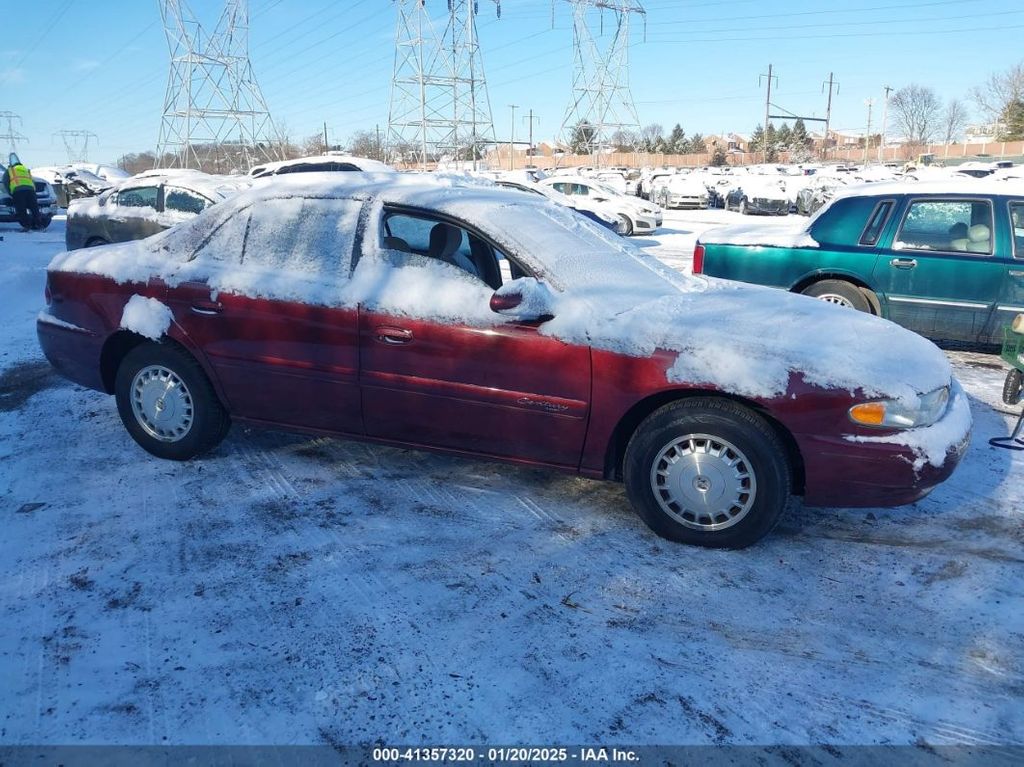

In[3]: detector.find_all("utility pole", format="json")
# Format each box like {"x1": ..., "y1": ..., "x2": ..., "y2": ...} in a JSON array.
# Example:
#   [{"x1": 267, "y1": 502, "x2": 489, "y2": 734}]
[
  {"x1": 863, "y1": 99, "x2": 874, "y2": 164},
  {"x1": 375, "y1": 123, "x2": 381, "y2": 160},
  {"x1": 879, "y1": 85, "x2": 893, "y2": 163},
  {"x1": 508, "y1": 104, "x2": 518, "y2": 170},
  {"x1": 822, "y1": 72, "x2": 839, "y2": 160},
  {"x1": 759, "y1": 64, "x2": 777, "y2": 164},
  {"x1": 323, "y1": 122, "x2": 329, "y2": 153},
  {"x1": 523, "y1": 109, "x2": 541, "y2": 163},
  {"x1": 0, "y1": 111, "x2": 28, "y2": 152}
]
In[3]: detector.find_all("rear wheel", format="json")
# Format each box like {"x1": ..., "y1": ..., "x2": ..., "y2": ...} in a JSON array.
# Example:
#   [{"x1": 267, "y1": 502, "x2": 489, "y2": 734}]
[
  {"x1": 85, "y1": 236, "x2": 109, "y2": 247},
  {"x1": 115, "y1": 342, "x2": 230, "y2": 460},
  {"x1": 802, "y1": 279, "x2": 872, "y2": 313},
  {"x1": 1004, "y1": 368, "x2": 1023, "y2": 406},
  {"x1": 623, "y1": 398, "x2": 791, "y2": 549}
]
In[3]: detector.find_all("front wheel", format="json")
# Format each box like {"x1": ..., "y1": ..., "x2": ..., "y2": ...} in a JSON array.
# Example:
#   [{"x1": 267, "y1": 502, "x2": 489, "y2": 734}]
[
  {"x1": 624, "y1": 398, "x2": 791, "y2": 549},
  {"x1": 618, "y1": 214, "x2": 634, "y2": 236},
  {"x1": 35, "y1": 215, "x2": 53, "y2": 231},
  {"x1": 739, "y1": 198, "x2": 749, "y2": 215},
  {"x1": 115, "y1": 342, "x2": 230, "y2": 460},
  {"x1": 801, "y1": 279, "x2": 872, "y2": 313}
]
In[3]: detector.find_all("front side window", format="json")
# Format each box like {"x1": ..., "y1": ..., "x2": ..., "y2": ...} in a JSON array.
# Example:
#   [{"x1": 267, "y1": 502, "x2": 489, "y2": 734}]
[
  {"x1": 165, "y1": 187, "x2": 210, "y2": 215},
  {"x1": 894, "y1": 199, "x2": 993, "y2": 255},
  {"x1": 242, "y1": 197, "x2": 362, "y2": 279},
  {"x1": 1011, "y1": 202, "x2": 1024, "y2": 258},
  {"x1": 116, "y1": 186, "x2": 158, "y2": 209}
]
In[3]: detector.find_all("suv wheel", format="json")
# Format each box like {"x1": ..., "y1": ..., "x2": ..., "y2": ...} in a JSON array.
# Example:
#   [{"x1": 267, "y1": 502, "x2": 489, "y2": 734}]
[{"x1": 624, "y1": 398, "x2": 791, "y2": 549}]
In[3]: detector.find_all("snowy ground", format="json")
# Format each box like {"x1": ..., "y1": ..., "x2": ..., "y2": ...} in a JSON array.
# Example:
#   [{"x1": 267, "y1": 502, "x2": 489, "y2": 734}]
[{"x1": 0, "y1": 212, "x2": 1022, "y2": 747}]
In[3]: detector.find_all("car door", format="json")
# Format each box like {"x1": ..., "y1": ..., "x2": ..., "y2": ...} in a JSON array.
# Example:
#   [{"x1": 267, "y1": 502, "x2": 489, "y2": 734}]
[
  {"x1": 871, "y1": 196, "x2": 1006, "y2": 344},
  {"x1": 107, "y1": 185, "x2": 164, "y2": 242},
  {"x1": 167, "y1": 196, "x2": 365, "y2": 434},
  {"x1": 994, "y1": 199, "x2": 1024, "y2": 342},
  {"x1": 357, "y1": 207, "x2": 592, "y2": 468}
]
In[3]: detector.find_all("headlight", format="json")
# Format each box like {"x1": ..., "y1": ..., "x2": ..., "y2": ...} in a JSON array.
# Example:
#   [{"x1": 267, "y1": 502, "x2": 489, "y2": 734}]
[{"x1": 849, "y1": 385, "x2": 950, "y2": 429}]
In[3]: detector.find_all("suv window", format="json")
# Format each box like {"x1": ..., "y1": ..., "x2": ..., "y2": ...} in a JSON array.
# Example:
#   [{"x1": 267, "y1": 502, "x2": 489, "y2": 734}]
[
  {"x1": 116, "y1": 186, "x2": 158, "y2": 209},
  {"x1": 1011, "y1": 202, "x2": 1024, "y2": 258},
  {"x1": 859, "y1": 200, "x2": 894, "y2": 246},
  {"x1": 242, "y1": 197, "x2": 362, "y2": 279},
  {"x1": 895, "y1": 199, "x2": 993, "y2": 255},
  {"x1": 165, "y1": 187, "x2": 210, "y2": 215}
]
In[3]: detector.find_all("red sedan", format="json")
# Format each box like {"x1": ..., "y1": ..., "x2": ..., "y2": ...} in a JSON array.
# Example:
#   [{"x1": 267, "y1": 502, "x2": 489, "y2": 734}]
[{"x1": 37, "y1": 174, "x2": 971, "y2": 548}]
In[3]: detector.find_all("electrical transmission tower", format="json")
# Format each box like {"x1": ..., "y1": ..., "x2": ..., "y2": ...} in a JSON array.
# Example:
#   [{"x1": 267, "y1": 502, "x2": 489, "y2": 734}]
[
  {"x1": 156, "y1": 0, "x2": 279, "y2": 172},
  {"x1": 0, "y1": 111, "x2": 28, "y2": 153},
  {"x1": 55, "y1": 129, "x2": 99, "y2": 162},
  {"x1": 387, "y1": 0, "x2": 500, "y2": 170},
  {"x1": 558, "y1": 0, "x2": 646, "y2": 158}
]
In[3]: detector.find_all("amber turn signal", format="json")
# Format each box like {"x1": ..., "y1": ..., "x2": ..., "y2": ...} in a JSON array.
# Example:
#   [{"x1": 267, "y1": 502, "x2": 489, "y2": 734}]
[{"x1": 849, "y1": 402, "x2": 887, "y2": 426}]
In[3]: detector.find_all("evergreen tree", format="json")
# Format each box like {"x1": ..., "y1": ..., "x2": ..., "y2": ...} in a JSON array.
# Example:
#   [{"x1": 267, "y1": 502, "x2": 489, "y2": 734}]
[
  {"x1": 776, "y1": 124, "x2": 793, "y2": 149},
  {"x1": 687, "y1": 133, "x2": 705, "y2": 153},
  {"x1": 999, "y1": 98, "x2": 1024, "y2": 140},
  {"x1": 750, "y1": 123, "x2": 765, "y2": 153},
  {"x1": 667, "y1": 123, "x2": 686, "y2": 153},
  {"x1": 710, "y1": 145, "x2": 728, "y2": 166},
  {"x1": 791, "y1": 118, "x2": 809, "y2": 147},
  {"x1": 570, "y1": 121, "x2": 597, "y2": 154}
]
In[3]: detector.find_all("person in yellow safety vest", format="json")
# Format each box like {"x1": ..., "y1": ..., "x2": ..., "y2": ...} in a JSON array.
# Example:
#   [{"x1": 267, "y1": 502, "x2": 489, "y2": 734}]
[{"x1": 2, "y1": 152, "x2": 41, "y2": 230}]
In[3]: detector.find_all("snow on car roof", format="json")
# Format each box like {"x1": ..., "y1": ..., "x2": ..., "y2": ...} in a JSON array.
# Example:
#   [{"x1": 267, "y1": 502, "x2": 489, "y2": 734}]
[
  {"x1": 832, "y1": 175, "x2": 1024, "y2": 200},
  {"x1": 249, "y1": 154, "x2": 394, "y2": 176}
]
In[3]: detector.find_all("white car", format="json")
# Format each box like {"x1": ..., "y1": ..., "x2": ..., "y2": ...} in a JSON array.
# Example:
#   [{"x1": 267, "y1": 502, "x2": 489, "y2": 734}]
[
  {"x1": 493, "y1": 178, "x2": 627, "y2": 235},
  {"x1": 540, "y1": 176, "x2": 662, "y2": 236},
  {"x1": 249, "y1": 154, "x2": 394, "y2": 178},
  {"x1": 658, "y1": 174, "x2": 710, "y2": 209}
]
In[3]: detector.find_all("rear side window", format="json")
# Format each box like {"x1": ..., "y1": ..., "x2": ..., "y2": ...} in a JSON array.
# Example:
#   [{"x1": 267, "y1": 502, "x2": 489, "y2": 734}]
[
  {"x1": 895, "y1": 199, "x2": 993, "y2": 255},
  {"x1": 242, "y1": 197, "x2": 363, "y2": 279},
  {"x1": 165, "y1": 187, "x2": 210, "y2": 215},
  {"x1": 116, "y1": 186, "x2": 158, "y2": 209},
  {"x1": 859, "y1": 200, "x2": 894, "y2": 246},
  {"x1": 1011, "y1": 202, "x2": 1024, "y2": 259}
]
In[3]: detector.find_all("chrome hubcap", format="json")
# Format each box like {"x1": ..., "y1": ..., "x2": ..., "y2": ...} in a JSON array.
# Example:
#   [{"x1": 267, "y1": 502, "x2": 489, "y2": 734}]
[
  {"x1": 650, "y1": 434, "x2": 757, "y2": 531},
  {"x1": 817, "y1": 293, "x2": 855, "y2": 308},
  {"x1": 130, "y1": 364, "x2": 194, "y2": 443}
]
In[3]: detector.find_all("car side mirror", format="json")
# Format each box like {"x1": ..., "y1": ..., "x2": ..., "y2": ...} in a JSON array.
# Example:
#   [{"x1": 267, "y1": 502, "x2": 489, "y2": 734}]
[
  {"x1": 592, "y1": 196, "x2": 607, "y2": 202},
  {"x1": 490, "y1": 277, "x2": 556, "y2": 321}
]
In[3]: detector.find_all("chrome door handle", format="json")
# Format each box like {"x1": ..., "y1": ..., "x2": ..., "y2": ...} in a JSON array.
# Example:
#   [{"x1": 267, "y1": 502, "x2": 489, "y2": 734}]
[
  {"x1": 890, "y1": 258, "x2": 918, "y2": 269},
  {"x1": 190, "y1": 301, "x2": 222, "y2": 316},
  {"x1": 1010, "y1": 270, "x2": 1024, "y2": 278},
  {"x1": 376, "y1": 326, "x2": 413, "y2": 345}
]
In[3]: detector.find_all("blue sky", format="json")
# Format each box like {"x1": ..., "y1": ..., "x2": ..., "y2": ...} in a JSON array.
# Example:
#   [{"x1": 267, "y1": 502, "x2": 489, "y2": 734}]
[{"x1": 2, "y1": 0, "x2": 1022, "y2": 167}]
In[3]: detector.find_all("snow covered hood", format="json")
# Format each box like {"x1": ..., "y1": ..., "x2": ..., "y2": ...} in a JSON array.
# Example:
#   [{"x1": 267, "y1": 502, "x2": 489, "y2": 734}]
[
  {"x1": 699, "y1": 220, "x2": 818, "y2": 249},
  {"x1": 50, "y1": 173, "x2": 952, "y2": 404}
]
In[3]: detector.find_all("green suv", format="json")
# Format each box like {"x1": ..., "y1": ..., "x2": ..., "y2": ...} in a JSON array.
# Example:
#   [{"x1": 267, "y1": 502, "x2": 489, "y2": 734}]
[{"x1": 694, "y1": 180, "x2": 1024, "y2": 346}]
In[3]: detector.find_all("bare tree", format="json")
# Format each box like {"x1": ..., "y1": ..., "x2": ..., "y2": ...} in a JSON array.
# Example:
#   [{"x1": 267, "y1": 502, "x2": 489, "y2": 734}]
[
  {"x1": 301, "y1": 132, "x2": 327, "y2": 157},
  {"x1": 347, "y1": 129, "x2": 383, "y2": 160},
  {"x1": 890, "y1": 84, "x2": 942, "y2": 146},
  {"x1": 942, "y1": 99, "x2": 970, "y2": 145},
  {"x1": 971, "y1": 61, "x2": 1024, "y2": 121},
  {"x1": 639, "y1": 123, "x2": 663, "y2": 152}
]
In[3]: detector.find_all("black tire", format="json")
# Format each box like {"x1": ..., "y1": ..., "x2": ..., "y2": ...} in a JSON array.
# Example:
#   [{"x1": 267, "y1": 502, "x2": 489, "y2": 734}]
[
  {"x1": 1004, "y1": 368, "x2": 1023, "y2": 406},
  {"x1": 619, "y1": 214, "x2": 634, "y2": 236},
  {"x1": 623, "y1": 398, "x2": 791, "y2": 549},
  {"x1": 802, "y1": 279, "x2": 872, "y2": 313},
  {"x1": 36, "y1": 215, "x2": 53, "y2": 231},
  {"x1": 85, "y1": 237, "x2": 109, "y2": 248},
  {"x1": 115, "y1": 342, "x2": 230, "y2": 460},
  {"x1": 739, "y1": 198, "x2": 749, "y2": 215}
]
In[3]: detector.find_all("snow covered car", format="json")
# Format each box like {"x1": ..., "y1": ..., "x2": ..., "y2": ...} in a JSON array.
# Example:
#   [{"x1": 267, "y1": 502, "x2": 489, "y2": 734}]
[
  {"x1": 493, "y1": 179, "x2": 626, "y2": 233},
  {"x1": 37, "y1": 174, "x2": 970, "y2": 549},
  {"x1": 34, "y1": 165, "x2": 114, "y2": 207},
  {"x1": 695, "y1": 179, "x2": 1024, "y2": 346},
  {"x1": 65, "y1": 170, "x2": 250, "y2": 250},
  {"x1": 539, "y1": 176, "x2": 662, "y2": 236},
  {"x1": 657, "y1": 174, "x2": 710, "y2": 210},
  {"x1": 248, "y1": 154, "x2": 393, "y2": 178},
  {"x1": 0, "y1": 165, "x2": 59, "y2": 229},
  {"x1": 724, "y1": 176, "x2": 791, "y2": 215}
]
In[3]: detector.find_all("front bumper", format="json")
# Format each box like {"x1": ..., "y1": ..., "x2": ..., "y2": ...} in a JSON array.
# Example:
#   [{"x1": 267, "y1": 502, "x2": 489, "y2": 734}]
[
  {"x1": 798, "y1": 383, "x2": 972, "y2": 508},
  {"x1": 0, "y1": 200, "x2": 58, "y2": 223},
  {"x1": 667, "y1": 195, "x2": 709, "y2": 209},
  {"x1": 630, "y1": 213, "x2": 659, "y2": 234},
  {"x1": 748, "y1": 198, "x2": 789, "y2": 215}
]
